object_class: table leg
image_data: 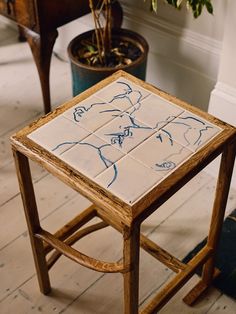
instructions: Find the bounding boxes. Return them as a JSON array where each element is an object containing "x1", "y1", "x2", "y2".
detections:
[
  {"x1": 23, "y1": 28, "x2": 58, "y2": 114},
  {"x1": 183, "y1": 141, "x2": 236, "y2": 305},
  {"x1": 123, "y1": 223, "x2": 140, "y2": 314},
  {"x1": 13, "y1": 149, "x2": 51, "y2": 294}
]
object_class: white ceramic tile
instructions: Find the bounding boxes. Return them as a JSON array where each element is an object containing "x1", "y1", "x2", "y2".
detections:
[
  {"x1": 94, "y1": 112, "x2": 155, "y2": 153},
  {"x1": 106, "y1": 96, "x2": 134, "y2": 114},
  {"x1": 27, "y1": 75, "x2": 223, "y2": 206},
  {"x1": 95, "y1": 155, "x2": 162, "y2": 204},
  {"x1": 96, "y1": 78, "x2": 150, "y2": 105},
  {"x1": 60, "y1": 134, "x2": 124, "y2": 178},
  {"x1": 130, "y1": 131, "x2": 192, "y2": 175},
  {"x1": 63, "y1": 95, "x2": 118, "y2": 132},
  {"x1": 27, "y1": 116, "x2": 90, "y2": 155},
  {"x1": 126, "y1": 93, "x2": 184, "y2": 129},
  {"x1": 162, "y1": 111, "x2": 222, "y2": 151}
]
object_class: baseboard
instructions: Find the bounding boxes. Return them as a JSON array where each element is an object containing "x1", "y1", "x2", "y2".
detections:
[
  {"x1": 121, "y1": 3, "x2": 221, "y2": 79},
  {"x1": 208, "y1": 82, "x2": 236, "y2": 126}
]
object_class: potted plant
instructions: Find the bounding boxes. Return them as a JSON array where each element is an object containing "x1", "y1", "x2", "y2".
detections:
[{"x1": 68, "y1": 0, "x2": 213, "y2": 96}]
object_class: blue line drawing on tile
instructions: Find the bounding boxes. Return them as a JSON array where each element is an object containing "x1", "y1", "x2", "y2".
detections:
[
  {"x1": 51, "y1": 81, "x2": 151, "y2": 188},
  {"x1": 153, "y1": 115, "x2": 178, "y2": 131},
  {"x1": 52, "y1": 141, "x2": 118, "y2": 188},
  {"x1": 109, "y1": 81, "x2": 144, "y2": 105},
  {"x1": 155, "y1": 161, "x2": 176, "y2": 171},
  {"x1": 52, "y1": 141, "x2": 80, "y2": 152},
  {"x1": 73, "y1": 102, "x2": 121, "y2": 122},
  {"x1": 99, "y1": 108, "x2": 121, "y2": 116},
  {"x1": 155, "y1": 144, "x2": 187, "y2": 171},
  {"x1": 168, "y1": 115, "x2": 214, "y2": 148},
  {"x1": 159, "y1": 130, "x2": 174, "y2": 145},
  {"x1": 106, "y1": 80, "x2": 150, "y2": 117},
  {"x1": 156, "y1": 133, "x2": 163, "y2": 143},
  {"x1": 154, "y1": 132, "x2": 187, "y2": 172},
  {"x1": 180, "y1": 116, "x2": 205, "y2": 125},
  {"x1": 194, "y1": 126, "x2": 213, "y2": 146},
  {"x1": 78, "y1": 142, "x2": 114, "y2": 169},
  {"x1": 53, "y1": 82, "x2": 201, "y2": 188},
  {"x1": 109, "y1": 81, "x2": 134, "y2": 101},
  {"x1": 61, "y1": 82, "x2": 182, "y2": 184},
  {"x1": 72, "y1": 80, "x2": 149, "y2": 124},
  {"x1": 107, "y1": 166, "x2": 118, "y2": 188},
  {"x1": 105, "y1": 114, "x2": 152, "y2": 148},
  {"x1": 73, "y1": 102, "x2": 105, "y2": 121}
]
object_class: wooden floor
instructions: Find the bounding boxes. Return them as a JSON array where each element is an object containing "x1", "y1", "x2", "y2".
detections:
[{"x1": 1, "y1": 21, "x2": 236, "y2": 314}]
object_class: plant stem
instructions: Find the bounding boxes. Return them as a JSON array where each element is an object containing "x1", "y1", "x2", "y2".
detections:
[
  {"x1": 89, "y1": 0, "x2": 103, "y2": 64},
  {"x1": 103, "y1": 0, "x2": 112, "y2": 65}
]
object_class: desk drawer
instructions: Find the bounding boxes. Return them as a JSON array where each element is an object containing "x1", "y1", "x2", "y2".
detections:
[{"x1": 0, "y1": 0, "x2": 36, "y2": 29}]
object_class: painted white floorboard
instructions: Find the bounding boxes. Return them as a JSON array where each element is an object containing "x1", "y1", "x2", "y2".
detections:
[
  {"x1": 0, "y1": 22, "x2": 236, "y2": 313},
  {"x1": 207, "y1": 294, "x2": 236, "y2": 313}
]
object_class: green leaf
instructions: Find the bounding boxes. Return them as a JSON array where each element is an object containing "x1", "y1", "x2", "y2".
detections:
[
  {"x1": 151, "y1": 0, "x2": 158, "y2": 12},
  {"x1": 206, "y1": 1, "x2": 213, "y2": 14},
  {"x1": 177, "y1": 0, "x2": 184, "y2": 8},
  {"x1": 87, "y1": 45, "x2": 96, "y2": 53},
  {"x1": 144, "y1": 0, "x2": 214, "y2": 18}
]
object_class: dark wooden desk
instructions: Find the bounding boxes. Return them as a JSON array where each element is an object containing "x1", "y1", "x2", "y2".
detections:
[{"x1": 0, "y1": 0, "x2": 122, "y2": 113}]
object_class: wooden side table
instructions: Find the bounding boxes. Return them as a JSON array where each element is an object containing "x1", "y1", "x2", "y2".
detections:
[
  {"x1": 11, "y1": 71, "x2": 236, "y2": 313},
  {"x1": 0, "y1": 0, "x2": 123, "y2": 114}
]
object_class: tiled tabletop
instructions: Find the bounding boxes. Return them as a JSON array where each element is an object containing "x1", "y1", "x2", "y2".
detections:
[{"x1": 28, "y1": 78, "x2": 222, "y2": 205}]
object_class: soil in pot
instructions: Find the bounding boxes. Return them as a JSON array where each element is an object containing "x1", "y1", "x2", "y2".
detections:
[
  {"x1": 68, "y1": 28, "x2": 149, "y2": 96},
  {"x1": 76, "y1": 36, "x2": 142, "y2": 68}
]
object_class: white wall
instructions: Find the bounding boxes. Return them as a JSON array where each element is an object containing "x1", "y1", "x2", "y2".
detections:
[
  {"x1": 208, "y1": 0, "x2": 236, "y2": 188},
  {"x1": 125, "y1": 0, "x2": 226, "y2": 40},
  {"x1": 119, "y1": 0, "x2": 227, "y2": 110}
]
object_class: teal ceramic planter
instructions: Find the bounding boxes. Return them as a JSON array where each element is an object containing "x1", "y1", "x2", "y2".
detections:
[{"x1": 68, "y1": 28, "x2": 149, "y2": 96}]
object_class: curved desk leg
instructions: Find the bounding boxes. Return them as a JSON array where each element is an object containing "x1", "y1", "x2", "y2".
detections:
[
  {"x1": 18, "y1": 25, "x2": 26, "y2": 42},
  {"x1": 23, "y1": 28, "x2": 58, "y2": 114}
]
